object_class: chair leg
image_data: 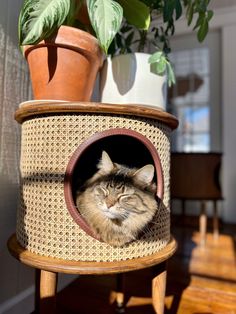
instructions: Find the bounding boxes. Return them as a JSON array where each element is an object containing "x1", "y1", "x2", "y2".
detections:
[
  {"x1": 213, "y1": 200, "x2": 219, "y2": 240},
  {"x1": 199, "y1": 201, "x2": 207, "y2": 246},
  {"x1": 152, "y1": 262, "x2": 167, "y2": 314},
  {"x1": 39, "y1": 270, "x2": 58, "y2": 314},
  {"x1": 115, "y1": 273, "x2": 125, "y2": 313},
  {"x1": 181, "y1": 199, "x2": 186, "y2": 219}
]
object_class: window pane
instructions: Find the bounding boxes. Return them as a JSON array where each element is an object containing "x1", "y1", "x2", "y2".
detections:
[
  {"x1": 173, "y1": 106, "x2": 209, "y2": 133},
  {"x1": 170, "y1": 48, "x2": 209, "y2": 76},
  {"x1": 184, "y1": 134, "x2": 210, "y2": 152},
  {"x1": 168, "y1": 47, "x2": 211, "y2": 152},
  {"x1": 192, "y1": 106, "x2": 209, "y2": 132},
  {"x1": 170, "y1": 74, "x2": 209, "y2": 106},
  {"x1": 191, "y1": 76, "x2": 210, "y2": 103}
]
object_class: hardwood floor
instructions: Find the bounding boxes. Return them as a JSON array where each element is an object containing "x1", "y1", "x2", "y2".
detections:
[{"x1": 56, "y1": 217, "x2": 236, "y2": 313}]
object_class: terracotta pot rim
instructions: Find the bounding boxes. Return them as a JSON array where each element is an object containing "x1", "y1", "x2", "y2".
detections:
[{"x1": 23, "y1": 25, "x2": 104, "y2": 63}]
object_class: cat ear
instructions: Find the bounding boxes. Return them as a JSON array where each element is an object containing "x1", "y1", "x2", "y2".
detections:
[
  {"x1": 98, "y1": 151, "x2": 114, "y2": 173},
  {"x1": 133, "y1": 165, "x2": 155, "y2": 186}
]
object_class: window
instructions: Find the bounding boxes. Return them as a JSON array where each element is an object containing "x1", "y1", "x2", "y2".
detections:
[{"x1": 168, "y1": 48, "x2": 211, "y2": 152}]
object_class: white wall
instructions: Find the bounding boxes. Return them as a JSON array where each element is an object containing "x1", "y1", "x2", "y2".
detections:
[
  {"x1": 0, "y1": 2, "x2": 77, "y2": 313},
  {"x1": 0, "y1": 1, "x2": 34, "y2": 313},
  {"x1": 222, "y1": 23, "x2": 236, "y2": 224},
  {"x1": 173, "y1": 5, "x2": 236, "y2": 223}
]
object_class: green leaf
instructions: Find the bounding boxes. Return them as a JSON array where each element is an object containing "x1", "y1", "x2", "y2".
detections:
[
  {"x1": 197, "y1": 17, "x2": 208, "y2": 42},
  {"x1": 149, "y1": 51, "x2": 176, "y2": 86},
  {"x1": 175, "y1": 0, "x2": 182, "y2": 20},
  {"x1": 166, "y1": 61, "x2": 176, "y2": 86},
  {"x1": 193, "y1": 13, "x2": 204, "y2": 31},
  {"x1": 149, "y1": 52, "x2": 167, "y2": 75},
  {"x1": 87, "y1": 0, "x2": 123, "y2": 54},
  {"x1": 186, "y1": 3, "x2": 194, "y2": 26},
  {"x1": 19, "y1": 0, "x2": 71, "y2": 45},
  {"x1": 163, "y1": 0, "x2": 175, "y2": 23},
  {"x1": 150, "y1": 61, "x2": 166, "y2": 76},
  {"x1": 117, "y1": 0, "x2": 150, "y2": 30},
  {"x1": 207, "y1": 10, "x2": 214, "y2": 21},
  {"x1": 148, "y1": 51, "x2": 163, "y2": 64}
]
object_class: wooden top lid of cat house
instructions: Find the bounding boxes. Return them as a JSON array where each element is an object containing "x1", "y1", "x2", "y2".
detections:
[{"x1": 15, "y1": 102, "x2": 179, "y2": 129}]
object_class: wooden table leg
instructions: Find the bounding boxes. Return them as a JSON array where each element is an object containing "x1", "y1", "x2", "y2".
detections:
[
  {"x1": 152, "y1": 262, "x2": 167, "y2": 314},
  {"x1": 39, "y1": 270, "x2": 58, "y2": 314},
  {"x1": 213, "y1": 200, "x2": 219, "y2": 240},
  {"x1": 181, "y1": 199, "x2": 186, "y2": 219},
  {"x1": 199, "y1": 201, "x2": 207, "y2": 246}
]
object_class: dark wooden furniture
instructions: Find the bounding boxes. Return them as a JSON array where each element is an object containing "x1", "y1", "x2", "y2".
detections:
[{"x1": 171, "y1": 152, "x2": 223, "y2": 245}]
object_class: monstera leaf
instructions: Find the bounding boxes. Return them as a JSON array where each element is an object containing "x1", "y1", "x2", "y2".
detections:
[
  {"x1": 19, "y1": 0, "x2": 71, "y2": 45},
  {"x1": 87, "y1": 0, "x2": 123, "y2": 54}
]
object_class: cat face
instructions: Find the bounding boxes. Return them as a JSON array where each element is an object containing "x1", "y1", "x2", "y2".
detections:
[
  {"x1": 76, "y1": 151, "x2": 158, "y2": 246},
  {"x1": 98, "y1": 151, "x2": 155, "y2": 189},
  {"x1": 93, "y1": 181, "x2": 146, "y2": 220}
]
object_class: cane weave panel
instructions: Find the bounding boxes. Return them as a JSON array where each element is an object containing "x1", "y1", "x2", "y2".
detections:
[{"x1": 16, "y1": 113, "x2": 171, "y2": 261}]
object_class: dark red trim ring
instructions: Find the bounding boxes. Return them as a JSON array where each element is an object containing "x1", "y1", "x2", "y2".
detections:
[{"x1": 64, "y1": 128, "x2": 164, "y2": 240}]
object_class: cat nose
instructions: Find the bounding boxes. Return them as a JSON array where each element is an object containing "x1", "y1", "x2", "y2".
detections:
[{"x1": 106, "y1": 197, "x2": 116, "y2": 208}]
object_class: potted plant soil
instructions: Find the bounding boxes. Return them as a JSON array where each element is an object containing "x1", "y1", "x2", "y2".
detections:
[
  {"x1": 18, "y1": 0, "x2": 151, "y2": 101},
  {"x1": 100, "y1": 0, "x2": 214, "y2": 110}
]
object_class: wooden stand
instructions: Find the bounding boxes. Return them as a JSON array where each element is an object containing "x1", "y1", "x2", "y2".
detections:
[{"x1": 8, "y1": 234, "x2": 177, "y2": 314}]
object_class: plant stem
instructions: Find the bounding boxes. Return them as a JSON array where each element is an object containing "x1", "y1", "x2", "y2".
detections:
[{"x1": 137, "y1": 30, "x2": 148, "y2": 52}]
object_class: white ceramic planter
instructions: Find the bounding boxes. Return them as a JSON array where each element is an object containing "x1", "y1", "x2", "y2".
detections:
[{"x1": 100, "y1": 53, "x2": 167, "y2": 110}]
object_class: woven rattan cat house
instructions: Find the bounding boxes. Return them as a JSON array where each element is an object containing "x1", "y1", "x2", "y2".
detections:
[{"x1": 13, "y1": 101, "x2": 178, "y2": 263}]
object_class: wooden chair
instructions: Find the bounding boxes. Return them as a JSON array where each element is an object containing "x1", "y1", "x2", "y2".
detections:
[
  {"x1": 170, "y1": 152, "x2": 223, "y2": 245},
  {"x1": 8, "y1": 234, "x2": 176, "y2": 314}
]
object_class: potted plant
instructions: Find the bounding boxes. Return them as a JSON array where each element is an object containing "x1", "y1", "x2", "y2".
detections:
[
  {"x1": 18, "y1": 0, "x2": 151, "y2": 101},
  {"x1": 100, "y1": 0, "x2": 214, "y2": 109}
]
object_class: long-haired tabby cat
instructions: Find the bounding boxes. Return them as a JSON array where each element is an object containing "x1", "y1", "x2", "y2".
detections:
[{"x1": 76, "y1": 151, "x2": 158, "y2": 247}]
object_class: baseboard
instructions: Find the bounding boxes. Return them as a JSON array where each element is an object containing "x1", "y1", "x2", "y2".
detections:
[{"x1": 0, "y1": 286, "x2": 34, "y2": 314}]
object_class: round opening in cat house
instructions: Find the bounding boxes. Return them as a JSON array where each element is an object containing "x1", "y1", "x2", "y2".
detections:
[{"x1": 64, "y1": 128, "x2": 164, "y2": 246}]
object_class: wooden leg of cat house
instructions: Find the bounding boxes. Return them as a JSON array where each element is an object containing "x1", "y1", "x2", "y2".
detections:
[
  {"x1": 39, "y1": 270, "x2": 58, "y2": 314},
  {"x1": 8, "y1": 234, "x2": 177, "y2": 314},
  {"x1": 35, "y1": 269, "x2": 40, "y2": 313},
  {"x1": 152, "y1": 262, "x2": 167, "y2": 314},
  {"x1": 115, "y1": 273, "x2": 125, "y2": 313}
]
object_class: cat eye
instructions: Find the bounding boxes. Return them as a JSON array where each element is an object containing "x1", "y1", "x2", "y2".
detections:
[
  {"x1": 119, "y1": 195, "x2": 137, "y2": 205},
  {"x1": 94, "y1": 186, "x2": 109, "y2": 197},
  {"x1": 115, "y1": 184, "x2": 124, "y2": 192}
]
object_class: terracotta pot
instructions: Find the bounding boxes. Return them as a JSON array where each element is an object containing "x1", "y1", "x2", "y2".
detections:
[{"x1": 24, "y1": 26, "x2": 103, "y2": 101}]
